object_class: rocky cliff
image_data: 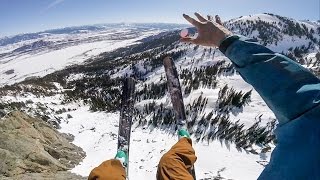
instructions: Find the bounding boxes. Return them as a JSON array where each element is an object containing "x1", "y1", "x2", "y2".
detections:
[{"x1": 0, "y1": 111, "x2": 86, "y2": 179}]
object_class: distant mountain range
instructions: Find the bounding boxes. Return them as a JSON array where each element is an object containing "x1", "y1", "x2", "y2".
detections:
[{"x1": 0, "y1": 23, "x2": 188, "y2": 47}]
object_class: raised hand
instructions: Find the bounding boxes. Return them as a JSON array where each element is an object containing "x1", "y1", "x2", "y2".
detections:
[{"x1": 181, "y1": 13, "x2": 233, "y2": 47}]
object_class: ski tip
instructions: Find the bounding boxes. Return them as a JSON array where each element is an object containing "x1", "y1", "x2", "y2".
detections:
[
  {"x1": 122, "y1": 77, "x2": 136, "y2": 89},
  {"x1": 163, "y1": 56, "x2": 173, "y2": 64},
  {"x1": 164, "y1": 56, "x2": 171, "y2": 61}
]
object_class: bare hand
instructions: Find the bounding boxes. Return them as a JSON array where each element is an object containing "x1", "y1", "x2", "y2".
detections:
[{"x1": 181, "y1": 13, "x2": 233, "y2": 47}]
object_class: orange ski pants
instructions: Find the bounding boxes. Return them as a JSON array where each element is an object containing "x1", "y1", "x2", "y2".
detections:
[{"x1": 88, "y1": 138, "x2": 197, "y2": 180}]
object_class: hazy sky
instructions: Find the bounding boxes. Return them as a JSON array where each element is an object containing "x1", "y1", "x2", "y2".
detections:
[{"x1": 1, "y1": 0, "x2": 319, "y2": 37}]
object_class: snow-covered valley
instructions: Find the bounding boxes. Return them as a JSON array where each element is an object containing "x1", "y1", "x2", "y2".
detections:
[{"x1": 0, "y1": 24, "x2": 185, "y2": 86}]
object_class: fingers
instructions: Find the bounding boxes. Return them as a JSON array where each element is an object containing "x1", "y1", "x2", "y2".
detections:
[
  {"x1": 215, "y1": 15, "x2": 223, "y2": 25},
  {"x1": 183, "y1": 13, "x2": 223, "y2": 26},
  {"x1": 194, "y1": 12, "x2": 207, "y2": 22},
  {"x1": 183, "y1": 14, "x2": 201, "y2": 28}
]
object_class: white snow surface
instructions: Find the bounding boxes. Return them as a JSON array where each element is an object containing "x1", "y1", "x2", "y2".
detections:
[
  {"x1": 229, "y1": 14, "x2": 282, "y2": 24},
  {"x1": 0, "y1": 29, "x2": 161, "y2": 86},
  {"x1": 58, "y1": 105, "x2": 270, "y2": 180},
  {"x1": 0, "y1": 91, "x2": 271, "y2": 179}
]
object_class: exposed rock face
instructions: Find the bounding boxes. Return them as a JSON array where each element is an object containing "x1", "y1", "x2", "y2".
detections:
[
  {"x1": 1, "y1": 171, "x2": 86, "y2": 180},
  {"x1": 0, "y1": 111, "x2": 86, "y2": 179}
]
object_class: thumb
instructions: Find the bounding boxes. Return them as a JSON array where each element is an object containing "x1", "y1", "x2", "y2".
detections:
[{"x1": 215, "y1": 15, "x2": 223, "y2": 25}]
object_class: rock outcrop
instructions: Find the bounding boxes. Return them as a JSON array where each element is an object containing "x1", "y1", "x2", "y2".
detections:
[
  {"x1": 1, "y1": 171, "x2": 86, "y2": 180},
  {"x1": 0, "y1": 111, "x2": 86, "y2": 179}
]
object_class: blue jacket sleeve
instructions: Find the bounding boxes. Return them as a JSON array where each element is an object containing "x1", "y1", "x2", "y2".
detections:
[{"x1": 219, "y1": 35, "x2": 320, "y2": 180}]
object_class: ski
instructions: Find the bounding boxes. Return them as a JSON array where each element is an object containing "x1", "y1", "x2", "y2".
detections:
[
  {"x1": 117, "y1": 77, "x2": 136, "y2": 177},
  {"x1": 163, "y1": 56, "x2": 197, "y2": 180}
]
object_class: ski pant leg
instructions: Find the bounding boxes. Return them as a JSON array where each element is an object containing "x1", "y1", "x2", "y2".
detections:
[
  {"x1": 157, "y1": 138, "x2": 197, "y2": 180},
  {"x1": 88, "y1": 159, "x2": 126, "y2": 180}
]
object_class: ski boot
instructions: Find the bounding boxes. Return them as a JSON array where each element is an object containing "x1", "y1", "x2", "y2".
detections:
[
  {"x1": 178, "y1": 128, "x2": 190, "y2": 139},
  {"x1": 115, "y1": 150, "x2": 128, "y2": 168}
]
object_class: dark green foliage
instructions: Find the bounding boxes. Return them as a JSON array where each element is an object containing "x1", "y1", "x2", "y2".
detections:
[
  {"x1": 137, "y1": 88, "x2": 274, "y2": 149},
  {"x1": 316, "y1": 52, "x2": 320, "y2": 62},
  {"x1": 200, "y1": 113, "x2": 276, "y2": 149},
  {"x1": 216, "y1": 85, "x2": 252, "y2": 113},
  {"x1": 0, "y1": 101, "x2": 26, "y2": 110},
  {"x1": 64, "y1": 75, "x2": 122, "y2": 112},
  {"x1": 135, "y1": 81, "x2": 167, "y2": 101},
  {"x1": 180, "y1": 60, "x2": 234, "y2": 95}
]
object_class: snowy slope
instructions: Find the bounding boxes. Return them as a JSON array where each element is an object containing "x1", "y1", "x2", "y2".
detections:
[
  {"x1": 226, "y1": 13, "x2": 320, "y2": 53},
  {"x1": 59, "y1": 107, "x2": 270, "y2": 180},
  {"x1": 1, "y1": 93, "x2": 271, "y2": 180}
]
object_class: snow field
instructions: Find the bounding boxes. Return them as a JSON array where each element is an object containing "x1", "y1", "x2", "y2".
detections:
[
  {"x1": 58, "y1": 105, "x2": 270, "y2": 180},
  {"x1": 1, "y1": 92, "x2": 271, "y2": 179}
]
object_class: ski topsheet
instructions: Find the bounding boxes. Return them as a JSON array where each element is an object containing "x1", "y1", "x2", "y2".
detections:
[
  {"x1": 163, "y1": 57, "x2": 188, "y2": 130},
  {"x1": 163, "y1": 56, "x2": 196, "y2": 179},
  {"x1": 117, "y1": 77, "x2": 135, "y2": 177}
]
